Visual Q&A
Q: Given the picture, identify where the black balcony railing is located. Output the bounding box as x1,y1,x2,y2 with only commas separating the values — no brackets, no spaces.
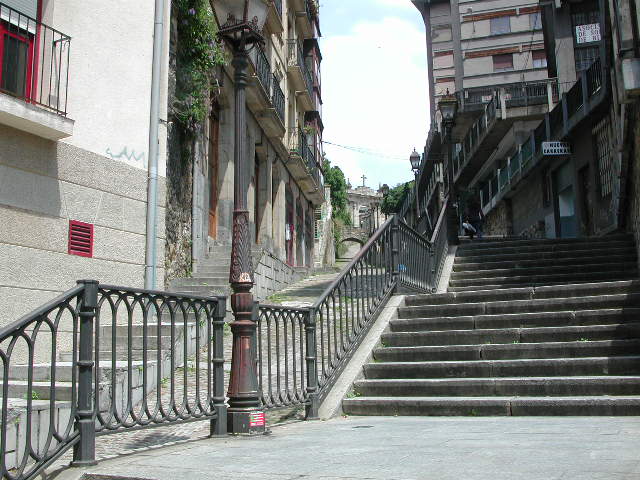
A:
0,281,227,480
272,75,285,123
255,46,272,96
287,40,313,99
0,3,71,115
460,79,558,112
274,0,283,18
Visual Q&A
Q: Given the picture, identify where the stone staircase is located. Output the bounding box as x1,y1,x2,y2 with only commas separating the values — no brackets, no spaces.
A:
170,244,232,298
342,235,640,416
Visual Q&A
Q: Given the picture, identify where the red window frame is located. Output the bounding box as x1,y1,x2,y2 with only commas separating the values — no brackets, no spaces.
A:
0,19,36,100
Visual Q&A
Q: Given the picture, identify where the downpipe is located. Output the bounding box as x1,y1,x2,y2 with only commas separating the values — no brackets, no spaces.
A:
144,0,167,290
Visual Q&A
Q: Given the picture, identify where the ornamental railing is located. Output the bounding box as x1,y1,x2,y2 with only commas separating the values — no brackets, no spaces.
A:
0,2,71,115
272,75,285,123
254,46,272,96
1,281,226,480
286,40,313,99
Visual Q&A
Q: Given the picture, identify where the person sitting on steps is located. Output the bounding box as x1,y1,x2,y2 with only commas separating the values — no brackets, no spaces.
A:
462,217,477,239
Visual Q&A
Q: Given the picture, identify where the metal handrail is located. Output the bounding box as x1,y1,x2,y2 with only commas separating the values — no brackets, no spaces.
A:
1,281,227,478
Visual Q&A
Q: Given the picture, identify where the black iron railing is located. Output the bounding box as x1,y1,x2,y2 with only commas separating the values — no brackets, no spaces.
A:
0,281,226,480
0,2,71,115
287,40,313,99
272,75,285,123
274,0,283,18
257,305,309,410
254,46,272,96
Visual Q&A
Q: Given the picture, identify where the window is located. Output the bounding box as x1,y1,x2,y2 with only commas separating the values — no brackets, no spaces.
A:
493,54,513,72
530,12,542,29
490,16,511,35
532,50,547,68
0,20,34,98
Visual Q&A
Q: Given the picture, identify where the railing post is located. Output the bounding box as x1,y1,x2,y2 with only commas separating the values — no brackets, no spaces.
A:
304,307,319,420
211,297,228,437
391,216,400,290
72,280,98,467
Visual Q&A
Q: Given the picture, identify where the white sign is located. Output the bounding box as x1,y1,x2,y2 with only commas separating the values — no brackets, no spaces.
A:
542,141,571,156
576,23,601,44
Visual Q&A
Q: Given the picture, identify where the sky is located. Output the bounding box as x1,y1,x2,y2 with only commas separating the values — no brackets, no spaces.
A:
319,0,430,191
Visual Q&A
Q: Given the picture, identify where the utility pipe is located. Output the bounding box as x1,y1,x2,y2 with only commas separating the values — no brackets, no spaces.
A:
144,0,166,290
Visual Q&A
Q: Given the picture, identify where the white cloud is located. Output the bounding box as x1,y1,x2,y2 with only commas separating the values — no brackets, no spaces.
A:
321,16,429,188
374,0,415,9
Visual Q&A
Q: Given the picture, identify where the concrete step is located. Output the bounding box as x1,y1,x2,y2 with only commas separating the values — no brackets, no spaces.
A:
448,270,638,289
454,246,636,266
390,308,640,332
0,380,73,401
342,395,640,416
362,356,640,379
406,280,640,307
455,235,633,254
373,339,640,362
171,285,230,296
449,261,637,281
398,293,640,319
171,277,228,287
4,361,146,382
353,376,640,397
452,252,635,272
382,323,640,347
98,335,173,350
195,266,230,275
100,323,194,337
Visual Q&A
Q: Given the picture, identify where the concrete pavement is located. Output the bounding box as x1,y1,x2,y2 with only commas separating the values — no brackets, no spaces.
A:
51,416,640,480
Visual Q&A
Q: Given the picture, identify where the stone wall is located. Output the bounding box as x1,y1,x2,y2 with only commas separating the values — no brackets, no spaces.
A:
253,249,307,301
483,199,513,237
626,105,640,270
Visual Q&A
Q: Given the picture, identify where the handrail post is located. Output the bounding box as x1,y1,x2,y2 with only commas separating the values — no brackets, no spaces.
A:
72,280,98,467
391,216,400,291
304,307,319,419
211,298,228,437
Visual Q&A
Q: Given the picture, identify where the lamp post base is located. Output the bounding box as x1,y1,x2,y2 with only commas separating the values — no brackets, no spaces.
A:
228,409,267,435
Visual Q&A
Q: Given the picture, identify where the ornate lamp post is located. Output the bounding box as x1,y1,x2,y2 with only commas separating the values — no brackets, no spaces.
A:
212,0,269,435
410,148,421,228
438,94,459,244
381,184,389,220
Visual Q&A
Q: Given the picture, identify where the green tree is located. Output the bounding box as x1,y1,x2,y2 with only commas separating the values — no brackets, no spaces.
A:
323,157,351,225
381,181,413,215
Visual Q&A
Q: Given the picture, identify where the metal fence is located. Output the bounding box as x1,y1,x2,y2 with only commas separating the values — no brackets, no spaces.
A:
254,46,272,96
0,2,71,115
272,75,285,123
0,281,226,480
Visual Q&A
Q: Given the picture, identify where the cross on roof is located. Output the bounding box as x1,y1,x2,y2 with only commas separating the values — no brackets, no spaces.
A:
361,174,367,187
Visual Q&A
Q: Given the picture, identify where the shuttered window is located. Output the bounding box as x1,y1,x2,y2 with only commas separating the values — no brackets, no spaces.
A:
594,116,614,198
493,54,513,72
68,220,94,258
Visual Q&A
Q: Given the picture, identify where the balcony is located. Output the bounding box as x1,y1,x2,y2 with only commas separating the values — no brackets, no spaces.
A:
293,0,315,39
478,59,608,215
0,3,73,140
451,78,559,185
265,0,284,34
287,40,313,111
285,128,324,204
247,46,285,139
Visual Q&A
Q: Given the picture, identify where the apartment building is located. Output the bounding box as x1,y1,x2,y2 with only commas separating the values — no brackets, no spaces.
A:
170,0,326,300
0,0,170,323
413,0,560,237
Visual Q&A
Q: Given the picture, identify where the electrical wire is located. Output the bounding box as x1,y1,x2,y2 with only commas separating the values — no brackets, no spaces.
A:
322,140,407,161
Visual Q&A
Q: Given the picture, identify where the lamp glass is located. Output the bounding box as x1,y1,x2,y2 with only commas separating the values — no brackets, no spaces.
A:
410,150,421,171
438,96,458,122
213,0,269,35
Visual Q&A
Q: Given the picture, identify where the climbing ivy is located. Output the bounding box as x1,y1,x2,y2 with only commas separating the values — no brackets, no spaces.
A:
173,0,226,132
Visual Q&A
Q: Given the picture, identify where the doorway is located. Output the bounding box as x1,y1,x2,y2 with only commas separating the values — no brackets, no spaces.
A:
208,106,220,239
554,161,577,238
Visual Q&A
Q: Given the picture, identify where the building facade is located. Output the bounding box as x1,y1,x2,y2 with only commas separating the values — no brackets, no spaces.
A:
0,0,170,324
412,0,640,243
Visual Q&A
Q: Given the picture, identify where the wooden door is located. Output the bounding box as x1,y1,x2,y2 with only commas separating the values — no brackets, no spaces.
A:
208,108,220,239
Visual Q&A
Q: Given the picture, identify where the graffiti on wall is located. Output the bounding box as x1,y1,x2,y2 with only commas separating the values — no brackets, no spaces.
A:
106,147,147,169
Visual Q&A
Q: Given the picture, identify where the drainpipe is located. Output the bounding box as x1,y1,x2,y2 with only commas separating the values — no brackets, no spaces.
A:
144,0,166,290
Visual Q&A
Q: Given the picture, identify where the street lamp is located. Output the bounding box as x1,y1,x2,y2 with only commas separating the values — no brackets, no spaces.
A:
213,0,269,435
380,184,389,220
438,94,459,245
410,148,421,228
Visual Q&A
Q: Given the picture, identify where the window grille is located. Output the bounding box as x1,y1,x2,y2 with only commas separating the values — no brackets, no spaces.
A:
593,115,614,197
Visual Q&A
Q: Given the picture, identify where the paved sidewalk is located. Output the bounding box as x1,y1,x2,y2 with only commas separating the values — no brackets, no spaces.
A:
52,416,640,480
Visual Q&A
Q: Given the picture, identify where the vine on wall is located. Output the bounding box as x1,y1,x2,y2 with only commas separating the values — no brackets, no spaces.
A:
173,0,226,133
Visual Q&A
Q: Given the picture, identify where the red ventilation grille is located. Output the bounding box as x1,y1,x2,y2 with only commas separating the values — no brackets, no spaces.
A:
68,220,94,258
